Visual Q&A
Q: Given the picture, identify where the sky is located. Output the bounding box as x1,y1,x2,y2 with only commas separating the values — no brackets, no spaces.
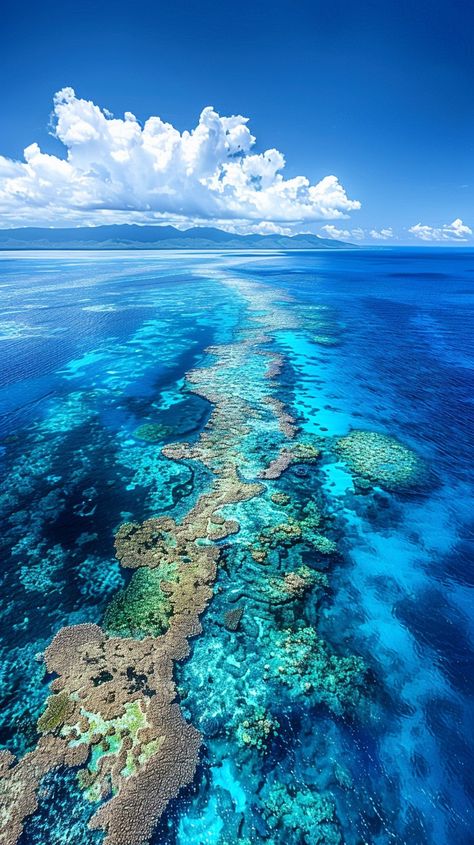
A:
0,0,472,243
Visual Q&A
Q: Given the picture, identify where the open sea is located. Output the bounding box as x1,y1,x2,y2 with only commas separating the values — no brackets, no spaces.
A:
0,248,473,845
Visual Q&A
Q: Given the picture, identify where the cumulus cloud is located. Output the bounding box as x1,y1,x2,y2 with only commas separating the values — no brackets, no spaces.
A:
321,224,365,241
0,87,361,229
409,218,472,242
370,227,393,240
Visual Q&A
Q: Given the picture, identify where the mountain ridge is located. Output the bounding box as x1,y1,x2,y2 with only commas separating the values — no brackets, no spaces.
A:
0,224,353,250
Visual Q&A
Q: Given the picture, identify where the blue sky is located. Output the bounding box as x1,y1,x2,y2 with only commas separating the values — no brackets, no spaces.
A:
0,0,472,243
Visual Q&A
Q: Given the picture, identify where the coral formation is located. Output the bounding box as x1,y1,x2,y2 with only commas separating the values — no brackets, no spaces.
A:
263,396,298,438
235,704,279,752
251,497,337,564
1,273,319,845
0,738,89,845
0,622,203,845
336,429,426,491
223,606,244,631
269,565,327,600
37,690,74,735
103,567,174,638
313,334,341,347
259,441,320,480
266,626,366,714
262,781,342,844
270,491,290,506
133,423,172,442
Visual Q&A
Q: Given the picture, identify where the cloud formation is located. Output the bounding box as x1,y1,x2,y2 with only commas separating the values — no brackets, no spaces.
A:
321,224,395,243
321,224,365,241
370,227,393,240
409,218,472,242
0,88,361,229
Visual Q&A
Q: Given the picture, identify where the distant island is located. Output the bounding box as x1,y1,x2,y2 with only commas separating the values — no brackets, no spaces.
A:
0,224,352,250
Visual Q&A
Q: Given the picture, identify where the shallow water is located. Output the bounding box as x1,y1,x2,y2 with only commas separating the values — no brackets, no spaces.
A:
0,248,473,845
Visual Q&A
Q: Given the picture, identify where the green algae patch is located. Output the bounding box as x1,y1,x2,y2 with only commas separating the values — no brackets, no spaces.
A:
37,690,73,734
103,566,175,638
120,736,166,780
62,699,157,802
336,429,426,491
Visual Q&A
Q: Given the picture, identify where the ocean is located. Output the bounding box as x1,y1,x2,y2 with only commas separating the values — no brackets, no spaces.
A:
0,248,472,845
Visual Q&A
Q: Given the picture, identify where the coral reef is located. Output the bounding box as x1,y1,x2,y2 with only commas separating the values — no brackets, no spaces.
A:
0,622,203,845
19,544,66,595
37,691,74,735
263,396,298,439
313,334,341,347
1,273,318,845
259,441,320,480
262,781,342,844
20,768,102,845
0,271,371,845
300,305,343,351
270,491,290,506
336,429,426,491
235,704,279,752
115,443,197,514
269,565,327,600
133,423,172,442
266,626,366,714
250,497,337,565
103,567,174,638
311,534,338,555
223,606,244,631
0,738,89,845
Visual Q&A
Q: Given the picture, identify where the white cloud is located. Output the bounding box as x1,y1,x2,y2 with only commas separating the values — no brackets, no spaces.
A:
0,87,361,229
409,218,472,242
321,224,365,241
370,227,393,240
227,220,294,236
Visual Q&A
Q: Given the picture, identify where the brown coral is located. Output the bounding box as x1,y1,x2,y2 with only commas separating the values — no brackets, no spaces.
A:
259,442,320,480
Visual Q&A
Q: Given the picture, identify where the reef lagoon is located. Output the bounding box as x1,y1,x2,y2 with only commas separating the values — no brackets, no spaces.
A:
0,248,473,845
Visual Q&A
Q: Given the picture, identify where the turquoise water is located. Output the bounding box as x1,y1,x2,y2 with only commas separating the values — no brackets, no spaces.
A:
0,249,473,844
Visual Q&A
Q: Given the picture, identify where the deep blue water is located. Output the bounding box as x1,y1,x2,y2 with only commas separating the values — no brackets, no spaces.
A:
0,248,473,845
